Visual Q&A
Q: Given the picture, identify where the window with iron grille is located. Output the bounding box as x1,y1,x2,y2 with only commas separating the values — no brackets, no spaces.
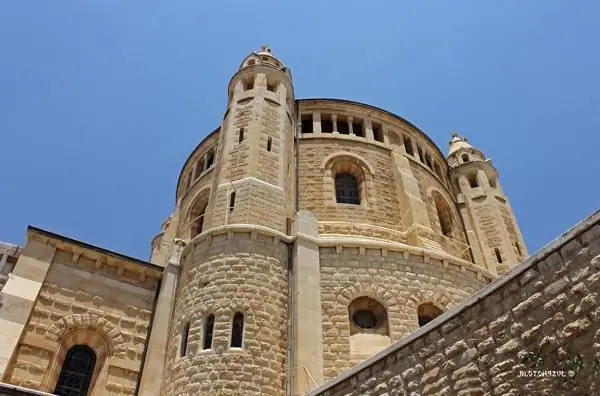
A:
335,173,360,205
54,345,96,396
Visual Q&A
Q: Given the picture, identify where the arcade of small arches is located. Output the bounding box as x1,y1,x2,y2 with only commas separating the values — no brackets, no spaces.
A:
179,146,216,198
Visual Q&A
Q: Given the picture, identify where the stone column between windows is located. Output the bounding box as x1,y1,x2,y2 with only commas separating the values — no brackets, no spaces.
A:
365,119,375,141
312,113,322,134
291,212,324,395
138,239,185,396
348,117,354,135
331,114,338,134
0,240,55,377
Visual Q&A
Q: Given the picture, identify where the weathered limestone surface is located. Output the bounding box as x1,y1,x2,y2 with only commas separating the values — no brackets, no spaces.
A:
2,232,160,396
160,232,289,396
308,209,600,396
319,246,490,381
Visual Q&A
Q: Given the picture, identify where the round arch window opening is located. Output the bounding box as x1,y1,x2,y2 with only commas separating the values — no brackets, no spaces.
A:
352,310,378,329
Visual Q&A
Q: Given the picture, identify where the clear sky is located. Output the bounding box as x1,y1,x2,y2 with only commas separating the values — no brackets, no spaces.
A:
1,1,598,260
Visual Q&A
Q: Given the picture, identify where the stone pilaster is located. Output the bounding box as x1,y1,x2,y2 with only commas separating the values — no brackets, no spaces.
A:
291,212,324,394
0,240,55,377
138,239,185,396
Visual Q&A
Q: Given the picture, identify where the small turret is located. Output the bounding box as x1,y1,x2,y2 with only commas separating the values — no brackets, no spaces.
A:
447,133,527,275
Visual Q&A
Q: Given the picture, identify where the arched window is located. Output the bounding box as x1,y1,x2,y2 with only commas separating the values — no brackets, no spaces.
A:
335,173,360,205
203,314,215,350
348,296,389,336
190,199,207,238
54,345,96,396
432,191,454,238
230,312,244,348
194,157,205,179
180,322,190,357
462,153,470,163
206,150,215,169
418,303,443,327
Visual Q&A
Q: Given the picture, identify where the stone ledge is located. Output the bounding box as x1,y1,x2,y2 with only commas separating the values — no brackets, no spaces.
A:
306,208,600,395
0,383,53,396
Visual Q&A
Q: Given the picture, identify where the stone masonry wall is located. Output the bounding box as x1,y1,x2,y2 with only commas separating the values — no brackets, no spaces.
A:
3,250,157,395
409,160,466,245
319,247,490,381
161,232,289,396
309,209,600,396
298,138,404,230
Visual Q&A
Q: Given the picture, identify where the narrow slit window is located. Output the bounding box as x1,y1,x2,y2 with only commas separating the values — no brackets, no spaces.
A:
229,191,236,212
515,242,522,256
372,122,384,142
203,315,215,350
267,137,272,151
239,127,244,143
180,322,190,357
301,114,313,133
494,248,503,263
489,176,497,188
425,154,433,169
231,312,244,348
403,136,414,156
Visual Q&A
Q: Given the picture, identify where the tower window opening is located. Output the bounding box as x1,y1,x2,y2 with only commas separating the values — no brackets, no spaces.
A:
261,56,269,61
417,146,425,163
243,77,254,91
229,191,236,212
54,345,96,396
180,322,190,357
353,310,377,329
321,114,333,133
267,137,272,152
494,247,503,263
372,122,384,142
489,176,497,188
247,59,256,66
239,127,245,143
203,315,215,350
352,119,365,137
467,173,479,188
301,114,313,133
337,117,350,134
335,173,360,205
515,241,522,256
462,153,470,163
266,81,278,92
231,312,244,348
403,136,414,156
418,303,443,327
206,150,215,169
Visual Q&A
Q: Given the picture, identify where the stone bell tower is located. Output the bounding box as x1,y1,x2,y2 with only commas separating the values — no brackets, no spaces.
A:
447,133,528,275
204,45,296,233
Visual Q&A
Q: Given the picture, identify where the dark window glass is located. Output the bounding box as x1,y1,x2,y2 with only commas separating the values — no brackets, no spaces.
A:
231,313,244,348
335,173,360,205
54,345,96,396
203,315,215,350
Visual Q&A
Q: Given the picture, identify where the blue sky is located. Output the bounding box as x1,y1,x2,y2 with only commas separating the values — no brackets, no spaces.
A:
1,1,598,260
